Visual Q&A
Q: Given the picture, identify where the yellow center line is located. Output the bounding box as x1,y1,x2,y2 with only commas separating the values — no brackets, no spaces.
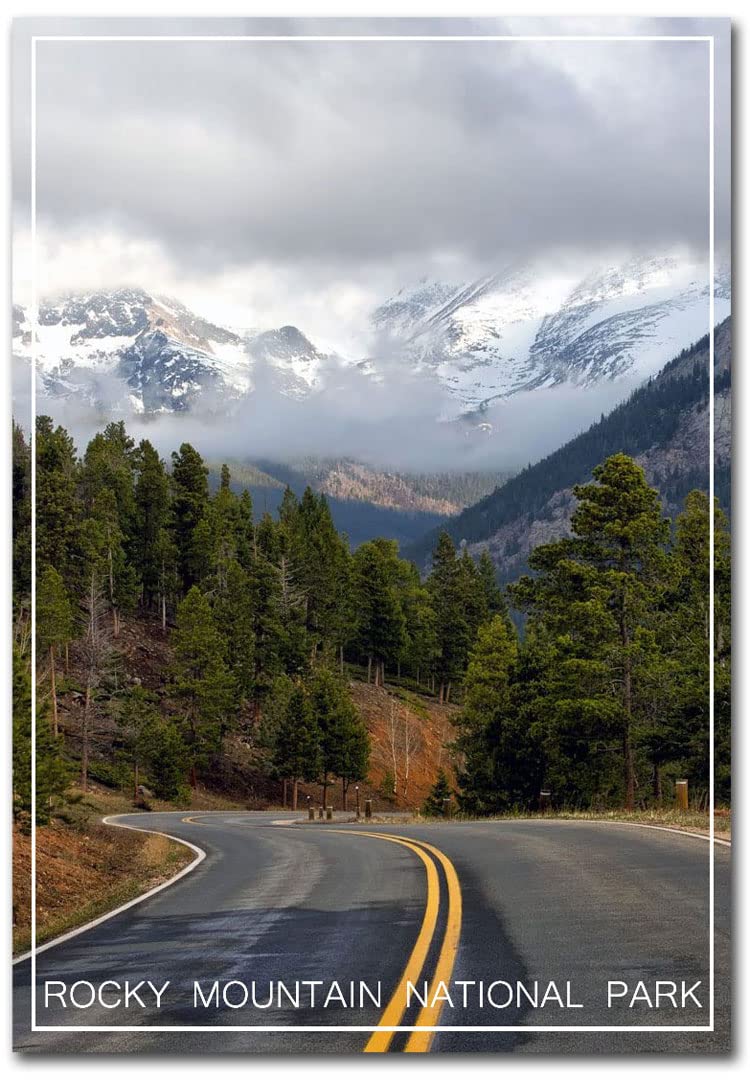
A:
403,836,463,1053
327,830,440,1053
331,829,462,1053
179,817,462,1053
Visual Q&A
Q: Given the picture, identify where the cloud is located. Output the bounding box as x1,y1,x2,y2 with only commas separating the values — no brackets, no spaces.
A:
20,22,727,280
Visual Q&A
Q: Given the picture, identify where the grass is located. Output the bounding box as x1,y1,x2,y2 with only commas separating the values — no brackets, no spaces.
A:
14,838,193,955
12,784,205,957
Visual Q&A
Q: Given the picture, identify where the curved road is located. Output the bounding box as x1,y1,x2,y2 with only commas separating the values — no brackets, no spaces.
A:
14,812,730,1053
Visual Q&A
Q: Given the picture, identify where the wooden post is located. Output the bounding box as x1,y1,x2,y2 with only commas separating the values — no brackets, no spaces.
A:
318,806,324,820
326,806,333,821
355,786,361,820
365,799,372,820
539,790,551,814
675,780,689,812
442,797,452,818
308,805,315,821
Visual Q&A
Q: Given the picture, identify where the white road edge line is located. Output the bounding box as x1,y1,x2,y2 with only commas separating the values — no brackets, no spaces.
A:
478,817,731,848
13,814,206,965
588,819,731,848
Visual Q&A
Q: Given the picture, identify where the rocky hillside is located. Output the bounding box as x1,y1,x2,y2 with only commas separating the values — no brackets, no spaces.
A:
407,318,731,580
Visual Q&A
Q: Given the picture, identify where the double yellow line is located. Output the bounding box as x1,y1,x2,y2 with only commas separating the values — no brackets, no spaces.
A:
181,816,462,1052
334,830,462,1054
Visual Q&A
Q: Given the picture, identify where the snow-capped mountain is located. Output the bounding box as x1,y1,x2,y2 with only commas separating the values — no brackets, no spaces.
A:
372,253,731,415
14,288,250,413
13,252,730,423
13,288,336,414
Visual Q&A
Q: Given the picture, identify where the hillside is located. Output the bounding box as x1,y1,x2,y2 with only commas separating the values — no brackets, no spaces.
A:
407,318,731,579
207,457,510,548
39,607,456,816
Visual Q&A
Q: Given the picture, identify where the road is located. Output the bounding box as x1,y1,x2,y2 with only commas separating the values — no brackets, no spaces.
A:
13,812,730,1053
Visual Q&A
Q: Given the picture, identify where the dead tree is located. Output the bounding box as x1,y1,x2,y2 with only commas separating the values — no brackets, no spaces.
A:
78,570,113,791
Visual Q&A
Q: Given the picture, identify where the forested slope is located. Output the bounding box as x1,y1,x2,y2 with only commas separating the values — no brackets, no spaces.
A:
407,318,731,578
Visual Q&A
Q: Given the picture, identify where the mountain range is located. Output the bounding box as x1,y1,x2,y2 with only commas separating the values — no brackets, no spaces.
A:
14,252,729,426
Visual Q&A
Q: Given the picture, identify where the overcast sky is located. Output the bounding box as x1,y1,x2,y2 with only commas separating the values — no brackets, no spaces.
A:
12,16,730,351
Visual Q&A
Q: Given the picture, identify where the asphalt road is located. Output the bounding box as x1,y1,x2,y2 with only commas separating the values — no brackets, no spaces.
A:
13,812,730,1054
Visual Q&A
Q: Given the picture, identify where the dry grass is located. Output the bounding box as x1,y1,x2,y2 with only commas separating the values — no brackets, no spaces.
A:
12,786,201,956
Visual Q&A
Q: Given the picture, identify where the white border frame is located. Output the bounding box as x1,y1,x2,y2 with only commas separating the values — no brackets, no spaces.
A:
27,27,721,1036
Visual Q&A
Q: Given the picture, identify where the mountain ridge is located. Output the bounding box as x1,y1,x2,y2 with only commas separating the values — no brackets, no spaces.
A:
405,317,732,579
14,252,730,428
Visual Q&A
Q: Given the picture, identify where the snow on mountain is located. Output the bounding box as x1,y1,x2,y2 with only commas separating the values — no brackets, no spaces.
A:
14,288,323,414
371,253,731,417
14,253,730,423
245,325,334,399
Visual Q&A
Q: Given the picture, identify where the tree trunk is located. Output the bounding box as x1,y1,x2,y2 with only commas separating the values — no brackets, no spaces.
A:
621,596,636,811
652,763,662,805
438,681,444,705
367,656,372,684
190,763,198,789
81,685,91,792
339,644,344,675
49,645,58,737
322,774,329,809
342,777,348,811
64,642,69,675
445,681,452,704
107,540,120,638
282,778,288,808
161,591,167,631
292,779,299,811
134,760,139,803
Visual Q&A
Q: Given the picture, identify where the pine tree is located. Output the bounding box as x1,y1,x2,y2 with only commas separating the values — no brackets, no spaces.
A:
272,682,322,809
236,489,255,568
454,615,542,813
170,443,210,591
422,769,452,817
80,422,136,543
115,685,161,802
139,719,189,803
308,667,368,807
247,551,285,714
212,560,255,701
87,486,137,637
207,464,240,589
428,532,471,702
133,439,169,607
13,643,70,828
663,491,731,799
36,566,73,737
35,417,81,581
78,564,114,791
477,550,508,620
12,422,32,602
459,547,490,641
352,540,406,686
510,454,670,810
171,586,236,784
